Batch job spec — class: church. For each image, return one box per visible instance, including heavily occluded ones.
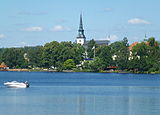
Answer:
[76,14,110,48]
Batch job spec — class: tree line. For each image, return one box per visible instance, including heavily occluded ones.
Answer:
[0,37,160,73]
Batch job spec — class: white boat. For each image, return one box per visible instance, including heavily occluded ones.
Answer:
[4,81,29,88]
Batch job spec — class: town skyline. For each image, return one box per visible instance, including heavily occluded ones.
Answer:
[0,0,160,48]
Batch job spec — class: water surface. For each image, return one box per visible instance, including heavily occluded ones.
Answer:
[0,72,160,115]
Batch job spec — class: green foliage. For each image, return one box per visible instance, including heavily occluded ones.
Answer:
[56,61,64,72]
[84,57,105,72]
[129,37,160,72]
[0,48,27,68]
[42,41,85,70]
[87,39,96,58]
[42,41,61,68]
[110,41,124,54]
[0,37,159,73]
[27,46,43,67]
[0,41,85,70]
[148,37,158,47]
[110,37,130,70]
[96,45,113,67]
[132,42,148,57]
[63,59,76,70]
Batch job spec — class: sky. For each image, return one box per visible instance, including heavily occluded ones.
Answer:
[0,0,160,48]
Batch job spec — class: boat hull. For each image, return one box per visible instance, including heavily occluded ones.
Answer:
[4,81,29,88]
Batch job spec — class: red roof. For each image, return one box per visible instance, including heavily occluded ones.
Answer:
[0,63,8,68]
[128,42,138,51]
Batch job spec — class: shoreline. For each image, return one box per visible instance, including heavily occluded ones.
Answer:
[0,69,160,74]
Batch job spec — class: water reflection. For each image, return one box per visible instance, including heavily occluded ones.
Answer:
[1,86,160,115]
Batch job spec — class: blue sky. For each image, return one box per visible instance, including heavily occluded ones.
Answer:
[0,0,160,47]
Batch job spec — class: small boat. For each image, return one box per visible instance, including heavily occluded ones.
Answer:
[4,81,29,88]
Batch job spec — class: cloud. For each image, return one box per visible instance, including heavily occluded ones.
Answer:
[106,35,118,41]
[22,27,43,32]
[128,18,150,25]
[0,34,6,38]
[21,42,27,46]
[51,25,71,31]
[104,8,112,12]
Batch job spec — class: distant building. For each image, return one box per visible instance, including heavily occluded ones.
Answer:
[0,62,9,70]
[76,14,110,48]
[128,42,139,51]
[112,42,139,61]
[128,42,139,60]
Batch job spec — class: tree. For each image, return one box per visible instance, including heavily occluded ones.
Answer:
[96,45,113,67]
[110,41,124,54]
[129,42,148,71]
[58,42,85,65]
[148,37,158,47]
[129,37,160,72]
[42,41,62,68]
[63,59,76,70]
[42,41,84,69]
[1,48,27,68]
[111,37,130,70]
[56,61,64,72]
[72,43,85,64]
[122,37,129,47]
[87,39,96,58]
[27,46,43,68]
[87,57,105,72]
[146,37,160,72]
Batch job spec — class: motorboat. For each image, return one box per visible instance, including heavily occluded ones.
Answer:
[4,81,29,88]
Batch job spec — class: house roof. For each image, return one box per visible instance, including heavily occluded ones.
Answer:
[128,42,139,51]
[0,62,8,68]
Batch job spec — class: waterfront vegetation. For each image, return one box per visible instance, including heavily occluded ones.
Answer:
[0,37,160,73]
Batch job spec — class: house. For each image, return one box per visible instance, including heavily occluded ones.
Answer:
[111,42,139,61]
[128,42,139,51]
[106,66,118,71]
[0,62,9,70]
[128,42,139,60]
[128,41,153,60]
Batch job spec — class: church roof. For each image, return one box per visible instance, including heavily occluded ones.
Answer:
[94,40,110,45]
[84,40,110,45]
[77,14,86,39]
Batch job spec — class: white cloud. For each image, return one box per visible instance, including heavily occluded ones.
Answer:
[0,34,6,38]
[128,18,150,25]
[51,25,64,31]
[22,26,43,32]
[106,35,118,41]
[51,25,71,32]
[21,42,27,46]
[104,8,112,12]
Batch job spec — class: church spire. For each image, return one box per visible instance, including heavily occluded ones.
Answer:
[79,14,83,31]
[77,14,86,39]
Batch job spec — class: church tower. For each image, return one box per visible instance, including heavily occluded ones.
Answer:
[76,14,86,45]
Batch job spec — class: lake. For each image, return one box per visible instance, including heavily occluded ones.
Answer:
[0,72,160,115]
